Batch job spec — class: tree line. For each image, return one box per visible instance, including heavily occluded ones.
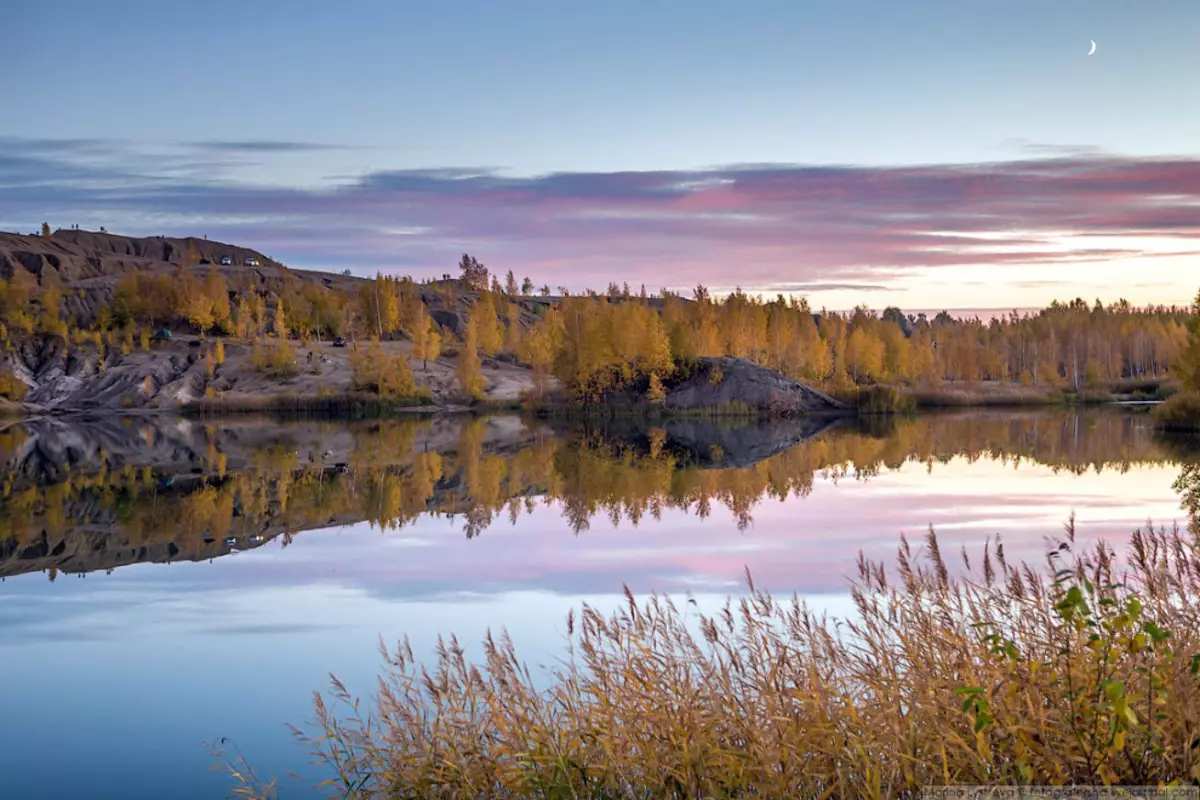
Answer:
[0,250,1195,404]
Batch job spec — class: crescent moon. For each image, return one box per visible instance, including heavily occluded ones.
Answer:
[1088,39,1096,55]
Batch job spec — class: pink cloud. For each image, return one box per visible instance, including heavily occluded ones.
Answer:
[6,139,1200,294]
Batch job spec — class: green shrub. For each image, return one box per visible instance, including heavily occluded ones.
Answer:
[856,384,915,414]
[1152,391,1200,432]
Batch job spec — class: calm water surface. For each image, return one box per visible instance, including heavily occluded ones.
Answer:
[0,409,1195,799]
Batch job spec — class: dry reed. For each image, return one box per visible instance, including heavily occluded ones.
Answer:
[240,518,1200,798]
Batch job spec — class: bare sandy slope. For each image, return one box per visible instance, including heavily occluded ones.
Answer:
[210,337,546,406]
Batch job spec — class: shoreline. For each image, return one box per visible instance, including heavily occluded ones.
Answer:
[4,389,1176,424]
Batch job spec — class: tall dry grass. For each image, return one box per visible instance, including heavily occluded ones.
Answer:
[262,517,1200,799]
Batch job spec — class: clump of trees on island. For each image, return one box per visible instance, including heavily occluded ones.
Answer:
[1,238,1198,413]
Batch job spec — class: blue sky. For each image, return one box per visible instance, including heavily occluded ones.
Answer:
[3,0,1200,308]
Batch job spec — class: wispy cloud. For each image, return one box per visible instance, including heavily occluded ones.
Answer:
[3,137,1199,294]
[756,282,891,294]
[190,140,355,153]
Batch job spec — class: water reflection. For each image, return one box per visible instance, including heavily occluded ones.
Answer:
[1,409,1198,800]
[1,409,1193,582]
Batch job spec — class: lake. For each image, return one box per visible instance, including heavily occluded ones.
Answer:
[0,409,1195,799]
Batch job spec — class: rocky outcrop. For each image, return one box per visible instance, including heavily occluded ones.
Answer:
[6,336,206,411]
[568,415,848,468]
[665,357,849,414]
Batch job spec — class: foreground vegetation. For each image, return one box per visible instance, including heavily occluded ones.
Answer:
[217,434,1200,798]
[221,514,1200,799]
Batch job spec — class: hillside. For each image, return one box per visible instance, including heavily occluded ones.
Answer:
[1,228,356,325]
[0,229,851,416]
[0,229,551,409]
[0,228,558,331]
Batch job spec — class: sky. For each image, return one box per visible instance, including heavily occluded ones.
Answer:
[2,0,1200,311]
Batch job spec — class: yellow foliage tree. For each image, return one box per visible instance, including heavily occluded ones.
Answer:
[457,313,485,401]
[351,338,421,399]
[205,265,232,332]
[503,303,523,355]
[359,275,400,338]
[844,326,884,382]
[274,300,287,339]
[0,270,37,335]
[475,294,503,356]
[646,372,666,405]
[37,269,66,337]
[172,268,214,332]
[411,310,441,370]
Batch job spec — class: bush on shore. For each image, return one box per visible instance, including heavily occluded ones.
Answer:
[243,519,1200,799]
[1154,391,1200,432]
[249,339,298,378]
[854,383,916,414]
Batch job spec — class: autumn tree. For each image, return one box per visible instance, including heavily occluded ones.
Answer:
[395,277,423,332]
[458,254,489,292]
[503,303,523,355]
[474,294,504,356]
[0,269,37,335]
[233,296,255,339]
[37,268,66,337]
[1177,289,1200,392]
[411,309,441,370]
[520,321,557,401]
[457,312,485,401]
[843,326,878,382]
[274,299,287,338]
[171,267,214,332]
[359,274,399,338]
[646,372,666,405]
[204,264,232,332]
[112,272,172,328]
[350,338,421,399]
[521,277,534,295]
[41,222,51,238]
[504,270,518,296]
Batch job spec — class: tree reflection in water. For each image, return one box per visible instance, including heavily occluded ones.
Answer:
[0,408,1196,581]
